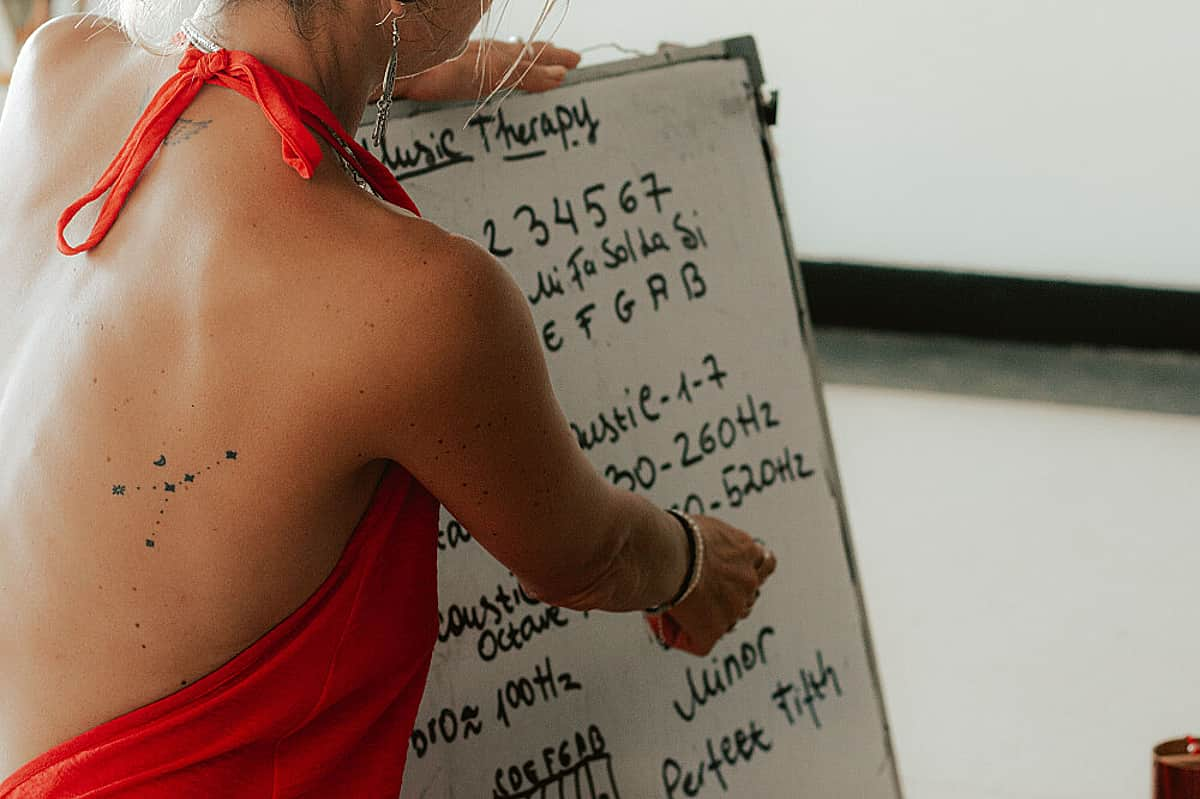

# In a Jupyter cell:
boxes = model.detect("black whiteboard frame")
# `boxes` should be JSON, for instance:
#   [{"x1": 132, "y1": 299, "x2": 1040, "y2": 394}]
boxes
[
  {"x1": 739, "y1": 41, "x2": 906, "y2": 799},
  {"x1": 366, "y1": 38, "x2": 907, "y2": 798}
]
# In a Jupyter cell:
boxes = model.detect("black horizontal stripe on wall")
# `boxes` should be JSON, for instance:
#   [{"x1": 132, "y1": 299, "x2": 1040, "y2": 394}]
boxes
[{"x1": 800, "y1": 262, "x2": 1200, "y2": 353}]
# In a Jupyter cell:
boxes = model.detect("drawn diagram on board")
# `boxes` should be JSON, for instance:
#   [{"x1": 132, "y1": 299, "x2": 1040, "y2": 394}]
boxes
[
  {"x1": 491, "y1": 726, "x2": 622, "y2": 799},
  {"x1": 508, "y1": 753, "x2": 621, "y2": 799}
]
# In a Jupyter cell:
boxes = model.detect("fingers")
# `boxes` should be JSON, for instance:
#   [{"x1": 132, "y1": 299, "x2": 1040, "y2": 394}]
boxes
[
  {"x1": 526, "y1": 41, "x2": 583, "y2": 69},
  {"x1": 738, "y1": 544, "x2": 774, "y2": 622},
  {"x1": 515, "y1": 65, "x2": 569, "y2": 93},
  {"x1": 738, "y1": 585, "x2": 763, "y2": 621},
  {"x1": 756, "y1": 546, "x2": 777, "y2": 581},
  {"x1": 495, "y1": 39, "x2": 580, "y2": 70},
  {"x1": 491, "y1": 39, "x2": 579, "y2": 94}
]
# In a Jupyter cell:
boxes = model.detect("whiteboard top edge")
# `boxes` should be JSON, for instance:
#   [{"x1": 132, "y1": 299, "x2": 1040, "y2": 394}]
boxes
[{"x1": 372, "y1": 36, "x2": 758, "y2": 126}]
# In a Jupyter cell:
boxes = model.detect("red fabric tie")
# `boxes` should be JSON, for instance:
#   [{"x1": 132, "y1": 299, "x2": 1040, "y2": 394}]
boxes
[{"x1": 57, "y1": 46, "x2": 418, "y2": 256}]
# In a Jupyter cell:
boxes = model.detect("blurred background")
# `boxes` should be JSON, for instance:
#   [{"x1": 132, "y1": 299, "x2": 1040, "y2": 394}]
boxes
[
  {"x1": 4, "y1": 2, "x2": 1198, "y2": 797},
  {"x1": 483, "y1": 0, "x2": 1200, "y2": 291}
]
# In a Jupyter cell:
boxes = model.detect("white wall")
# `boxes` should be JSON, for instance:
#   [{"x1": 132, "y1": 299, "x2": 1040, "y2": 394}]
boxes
[
  {"x1": 486, "y1": 0, "x2": 1200, "y2": 290},
  {"x1": 8, "y1": 2, "x2": 1197, "y2": 288},
  {"x1": 823, "y1": 383, "x2": 1200, "y2": 799}
]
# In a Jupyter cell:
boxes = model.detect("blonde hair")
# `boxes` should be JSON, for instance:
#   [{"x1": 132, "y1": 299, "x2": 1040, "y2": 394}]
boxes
[
  {"x1": 104, "y1": 0, "x2": 569, "y2": 111},
  {"x1": 106, "y1": 0, "x2": 205, "y2": 54},
  {"x1": 471, "y1": 0, "x2": 568, "y2": 112}
]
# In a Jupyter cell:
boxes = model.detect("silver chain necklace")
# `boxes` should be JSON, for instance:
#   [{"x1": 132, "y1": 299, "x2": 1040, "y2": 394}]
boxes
[{"x1": 180, "y1": 18, "x2": 381, "y2": 199}]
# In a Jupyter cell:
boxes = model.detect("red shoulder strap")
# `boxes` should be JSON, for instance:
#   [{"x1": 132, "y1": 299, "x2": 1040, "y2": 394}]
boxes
[{"x1": 57, "y1": 47, "x2": 418, "y2": 256}]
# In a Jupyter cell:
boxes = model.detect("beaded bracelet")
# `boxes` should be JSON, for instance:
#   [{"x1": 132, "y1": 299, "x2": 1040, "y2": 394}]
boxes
[{"x1": 644, "y1": 509, "x2": 705, "y2": 615}]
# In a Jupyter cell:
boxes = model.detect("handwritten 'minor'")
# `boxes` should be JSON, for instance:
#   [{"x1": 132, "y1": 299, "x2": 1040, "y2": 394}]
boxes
[{"x1": 671, "y1": 626, "x2": 775, "y2": 723}]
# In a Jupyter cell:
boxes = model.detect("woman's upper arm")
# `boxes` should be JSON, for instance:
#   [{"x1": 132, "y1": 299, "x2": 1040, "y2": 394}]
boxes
[{"x1": 359, "y1": 230, "x2": 627, "y2": 605}]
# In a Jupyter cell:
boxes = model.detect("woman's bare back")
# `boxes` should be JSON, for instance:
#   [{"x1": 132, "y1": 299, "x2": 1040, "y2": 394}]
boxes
[
  {"x1": 0, "y1": 17, "x2": 438, "y2": 776},
  {"x1": 0, "y1": 11, "x2": 777, "y2": 787}
]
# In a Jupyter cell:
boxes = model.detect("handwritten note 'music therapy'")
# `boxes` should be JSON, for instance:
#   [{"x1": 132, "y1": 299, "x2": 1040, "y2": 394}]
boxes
[{"x1": 359, "y1": 49, "x2": 901, "y2": 799}]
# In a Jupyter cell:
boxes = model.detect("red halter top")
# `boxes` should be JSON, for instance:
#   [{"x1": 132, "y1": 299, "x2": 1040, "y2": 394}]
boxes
[{"x1": 2, "y1": 46, "x2": 439, "y2": 798}]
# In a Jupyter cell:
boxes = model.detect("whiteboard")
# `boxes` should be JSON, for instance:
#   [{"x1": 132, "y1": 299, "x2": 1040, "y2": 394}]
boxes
[{"x1": 357, "y1": 42, "x2": 901, "y2": 799}]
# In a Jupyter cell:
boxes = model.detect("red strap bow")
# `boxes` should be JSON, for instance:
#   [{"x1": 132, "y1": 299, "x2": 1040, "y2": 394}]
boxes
[
  {"x1": 57, "y1": 46, "x2": 417, "y2": 256},
  {"x1": 188, "y1": 49, "x2": 229, "y2": 82}
]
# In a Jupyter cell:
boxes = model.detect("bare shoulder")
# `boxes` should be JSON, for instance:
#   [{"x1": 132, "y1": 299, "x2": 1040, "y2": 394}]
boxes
[
  {"x1": 17, "y1": 13, "x2": 126, "y2": 70},
  {"x1": 7, "y1": 14, "x2": 149, "y2": 131},
  {"x1": 323, "y1": 194, "x2": 536, "y2": 443},
  {"x1": 340, "y1": 194, "x2": 524, "y2": 331},
  {"x1": 357, "y1": 198, "x2": 526, "y2": 349}
]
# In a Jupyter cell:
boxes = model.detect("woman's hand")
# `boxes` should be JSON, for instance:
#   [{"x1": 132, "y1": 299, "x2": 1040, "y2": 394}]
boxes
[
  {"x1": 646, "y1": 515, "x2": 777, "y2": 656},
  {"x1": 376, "y1": 39, "x2": 582, "y2": 103}
]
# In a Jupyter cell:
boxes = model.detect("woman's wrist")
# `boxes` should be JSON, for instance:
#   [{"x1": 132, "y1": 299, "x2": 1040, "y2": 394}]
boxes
[{"x1": 644, "y1": 510, "x2": 704, "y2": 615}]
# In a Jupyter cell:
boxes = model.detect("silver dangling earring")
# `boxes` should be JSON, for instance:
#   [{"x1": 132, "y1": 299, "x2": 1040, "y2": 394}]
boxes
[{"x1": 372, "y1": 9, "x2": 402, "y2": 148}]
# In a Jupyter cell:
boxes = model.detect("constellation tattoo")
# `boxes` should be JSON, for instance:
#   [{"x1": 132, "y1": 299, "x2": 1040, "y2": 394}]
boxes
[{"x1": 112, "y1": 446, "x2": 241, "y2": 550}]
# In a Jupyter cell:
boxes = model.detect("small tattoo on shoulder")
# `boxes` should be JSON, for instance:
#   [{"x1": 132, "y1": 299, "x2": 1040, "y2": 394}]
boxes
[{"x1": 163, "y1": 118, "x2": 213, "y2": 147}]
